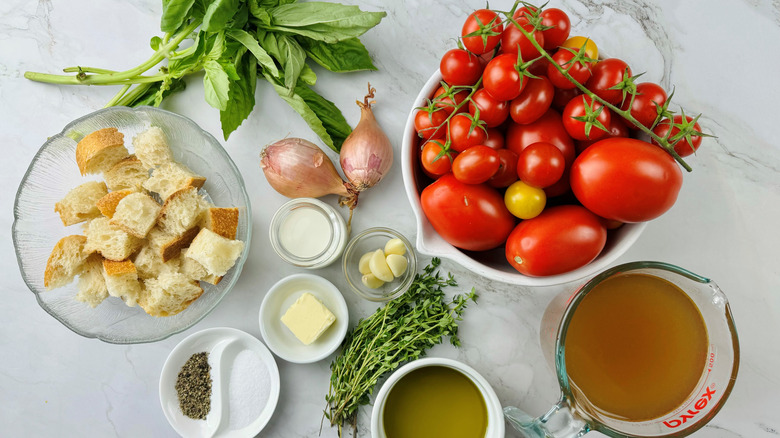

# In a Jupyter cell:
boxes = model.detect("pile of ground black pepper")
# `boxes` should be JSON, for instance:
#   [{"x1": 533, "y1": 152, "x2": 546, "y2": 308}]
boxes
[{"x1": 175, "y1": 352, "x2": 212, "y2": 420}]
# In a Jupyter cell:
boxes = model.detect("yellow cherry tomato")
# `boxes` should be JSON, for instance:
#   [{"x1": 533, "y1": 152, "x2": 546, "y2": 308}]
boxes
[
  {"x1": 561, "y1": 36, "x2": 598, "y2": 60},
  {"x1": 504, "y1": 181, "x2": 546, "y2": 219}
]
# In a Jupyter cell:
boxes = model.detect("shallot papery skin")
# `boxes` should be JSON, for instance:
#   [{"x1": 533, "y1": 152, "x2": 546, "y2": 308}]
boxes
[
  {"x1": 261, "y1": 138, "x2": 350, "y2": 198},
  {"x1": 339, "y1": 86, "x2": 393, "y2": 192}
]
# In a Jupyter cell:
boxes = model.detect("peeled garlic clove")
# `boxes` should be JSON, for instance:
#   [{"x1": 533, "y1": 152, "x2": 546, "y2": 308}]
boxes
[
  {"x1": 369, "y1": 249, "x2": 394, "y2": 282},
  {"x1": 386, "y1": 254, "x2": 408, "y2": 278},
  {"x1": 361, "y1": 273, "x2": 385, "y2": 289},
  {"x1": 384, "y1": 238, "x2": 406, "y2": 256},
  {"x1": 358, "y1": 252, "x2": 373, "y2": 275}
]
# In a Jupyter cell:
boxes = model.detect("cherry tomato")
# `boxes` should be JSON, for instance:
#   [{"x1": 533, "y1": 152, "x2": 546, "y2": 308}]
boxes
[
  {"x1": 461, "y1": 9, "x2": 504, "y2": 55},
  {"x1": 452, "y1": 145, "x2": 501, "y2": 184},
  {"x1": 576, "y1": 116, "x2": 629, "y2": 153},
  {"x1": 433, "y1": 85, "x2": 468, "y2": 114},
  {"x1": 489, "y1": 149, "x2": 519, "y2": 188},
  {"x1": 517, "y1": 142, "x2": 565, "y2": 188},
  {"x1": 562, "y1": 95, "x2": 612, "y2": 141},
  {"x1": 509, "y1": 75, "x2": 554, "y2": 125},
  {"x1": 504, "y1": 180, "x2": 546, "y2": 219},
  {"x1": 440, "y1": 49, "x2": 484, "y2": 86},
  {"x1": 483, "y1": 54, "x2": 527, "y2": 101},
  {"x1": 652, "y1": 115, "x2": 703, "y2": 157},
  {"x1": 540, "y1": 8, "x2": 571, "y2": 50},
  {"x1": 570, "y1": 138, "x2": 683, "y2": 222},
  {"x1": 420, "y1": 139, "x2": 452, "y2": 177},
  {"x1": 505, "y1": 205, "x2": 607, "y2": 276},
  {"x1": 414, "y1": 109, "x2": 448, "y2": 139},
  {"x1": 448, "y1": 113, "x2": 487, "y2": 152},
  {"x1": 420, "y1": 173, "x2": 515, "y2": 251},
  {"x1": 483, "y1": 127, "x2": 505, "y2": 150},
  {"x1": 585, "y1": 58, "x2": 632, "y2": 105},
  {"x1": 501, "y1": 18, "x2": 544, "y2": 61},
  {"x1": 552, "y1": 87, "x2": 582, "y2": 111},
  {"x1": 469, "y1": 88, "x2": 509, "y2": 127},
  {"x1": 561, "y1": 36, "x2": 598, "y2": 59},
  {"x1": 620, "y1": 82, "x2": 667, "y2": 128},
  {"x1": 547, "y1": 48, "x2": 592, "y2": 90},
  {"x1": 544, "y1": 169, "x2": 571, "y2": 198},
  {"x1": 506, "y1": 108, "x2": 576, "y2": 167}
]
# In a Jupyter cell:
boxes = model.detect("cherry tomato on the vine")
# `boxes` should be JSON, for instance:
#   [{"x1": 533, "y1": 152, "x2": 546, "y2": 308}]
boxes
[
  {"x1": 504, "y1": 180, "x2": 546, "y2": 219},
  {"x1": 461, "y1": 9, "x2": 504, "y2": 55},
  {"x1": 452, "y1": 145, "x2": 501, "y2": 184},
  {"x1": 586, "y1": 58, "x2": 632, "y2": 104},
  {"x1": 506, "y1": 108, "x2": 576, "y2": 166},
  {"x1": 483, "y1": 54, "x2": 526, "y2": 101},
  {"x1": 483, "y1": 127, "x2": 505, "y2": 150},
  {"x1": 517, "y1": 142, "x2": 565, "y2": 188},
  {"x1": 489, "y1": 148, "x2": 519, "y2": 188},
  {"x1": 561, "y1": 36, "x2": 598, "y2": 59},
  {"x1": 420, "y1": 139, "x2": 452, "y2": 177},
  {"x1": 620, "y1": 82, "x2": 667, "y2": 128},
  {"x1": 448, "y1": 113, "x2": 487, "y2": 152},
  {"x1": 540, "y1": 8, "x2": 571, "y2": 50},
  {"x1": 440, "y1": 49, "x2": 484, "y2": 86},
  {"x1": 469, "y1": 88, "x2": 509, "y2": 127},
  {"x1": 414, "y1": 109, "x2": 448, "y2": 139},
  {"x1": 509, "y1": 75, "x2": 554, "y2": 125},
  {"x1": 652, "y1": 115, "x2": 703, "y2": 157},
  {"x1": 433, "y1": 85, "x2": 468, "y2": 114},
  {"x1": 501, "y1": 18, "x2": 544, "y2": 61},
  {"x1": 547, "y1": 48, "x2": 592, "y2": 90},
  {"x1": 562, "y1": 94, "x2": 612, "y2": 141}
]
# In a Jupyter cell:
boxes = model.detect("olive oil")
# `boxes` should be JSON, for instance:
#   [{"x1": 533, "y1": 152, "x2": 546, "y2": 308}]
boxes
[
  {"x1": 564, "y1": 273, "x2": 709, "y2": 421},
  {"x1": 383, "y1": 366, "x2": 487, "y2": 438}
]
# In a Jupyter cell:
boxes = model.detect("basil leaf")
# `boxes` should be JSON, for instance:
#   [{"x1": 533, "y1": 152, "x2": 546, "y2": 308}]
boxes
[
  {"x1": 203, "y1": 60, "x2": 230, "y2": 111},
  {"x1": 129, "y1": 78, "x2": 187, "y2": 107},
  {"x1": 226, "y1": 28, "x2": 279, "y2": 77},
  {"x1": 278, "y1": 35, "x2": 306, "y2": 92},
  {"x1": 300, "y1": 64, "x2": 317, "y2": 86},
  {"x1": 269, "y1": 2, "x2": 385, "y2": 30},
  {"x1": 204, "y1": 30, "x2": 226, "y2": 62},
  {"x1": 295, "y1": 83, "x2": 352, "y2": 150},
  {"x1": 220, "y1": 55, "x2": 257, "y2": 140},
  {"x1": 298, "y1": 37, "x2": 377, "y2": 72},
  {"x1": 161, "y1": 0, "x2": 196, "y2": 33},
  {"x1": 202, "y1": 0, "x2": 240, "y2": 32}
]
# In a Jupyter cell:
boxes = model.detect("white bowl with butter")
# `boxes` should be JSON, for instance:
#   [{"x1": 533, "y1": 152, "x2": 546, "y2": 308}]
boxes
[{"x1": 258, "y1": 274, "x2": 349, "y2": 364}]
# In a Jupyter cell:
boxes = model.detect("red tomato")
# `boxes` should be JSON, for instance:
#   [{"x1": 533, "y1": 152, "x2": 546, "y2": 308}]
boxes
[
  {"x1": 420, "y1": 139, "x2": 452, "y2": 177},
  {"x1": 509, "y1": 75, "x2": 554, "y2": 125},
  {"x1": 562, "y1": 94, "x2": 612, "y2": 141},
  {"x1": 501, "y1": 18, "x2": 544, "y2": 61},
  {"x1": 433, "y1": 86, "x2": 468, "y2": 114},
  {"x1": 506, "y1": 108, "x2": 576, "y2": 166},
  {"x1": 544, "y1": 169, "x2": 571, "y2": 198},
  {"x1": 517, "y1": 142, "x2": 565, "y2": 188},
  {"x1": 620, "y1": 82, "x2": 667, "y2": 128},
  {"x1": 469, "y1": 88, "x2": 509, "y2": 127},
  {"x1": 448, "y1": 113, "x2": 487, "y2": 152},
  {"x1": 570, "y1": 138, "x2": 683, "y2": 222},
  {"x1": 652, "y1": 115, "x2": 703, "y2": 157},
  {"x1": 547, "y1": 48, "x2": 592, "y2": 90},
  {"x1": 576, "y1": 116, "x2": 629, "y2": 153},
  {"x1": 483, "y1": 127, "x2": 505, "y2": 150},
  {"x1": 540, "y1": 8, "x2": 571, "y2": 50},
  {"x1": 505, "y1": 205, "x2": 607, "y2": 276},
  {"x1": 440, "y1": 49, "x2": 484, "y2": 86},
  {"x1": 489, "y1": 148, "x2": 519, "y2": 188},
  {"x1": 420, "y1": 173, "x2": 515, "y2": 251},
  {"x1": 452, "y1": 145, "x2": 501, "y2": 184},
  {"x1": 414, "y1": 109, "x2": 448, "y2": 139},
  {"x1": 585, "y1": 58, "x2": 632, "y2": 104},
  {"x1": 461, "y1": 9, "x2": 504, "y2": 55},
  {"x1": 552, "y1": 87, "x2": 581, "y2": 111},
  {"x1": 483, "y1": 54, "x2": 526, "y2": 101}
]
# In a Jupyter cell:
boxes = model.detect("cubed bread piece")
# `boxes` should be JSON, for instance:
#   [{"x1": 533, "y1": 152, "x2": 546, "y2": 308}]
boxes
[
  {"x1": 96, "y1": 189, "x2": 134, "y2": 218},
  {"x1": 76, "y1": 255, "x2": 108, "y2": 307},
  {"x1": 132, "y1": 126, "x2": 173, "y2": 170},
  {"x1": 133, "y1": 244, "x2": 181, "y2": 280},
  {"x1": 44, "y1": 235, "x2": 90, "y2": 290},
  {"x1": 139, "y1": 272, "x2": 204, "y2": 317},
  {"x1": 157, "y1": 187, "x2": 207, "y2": 236},
  {"x1": 110, "y1": 192, "x2": 161, "y2": 238},
  {"x1": 102, "y1": 259, "x2": 142, "y2": 307},
  {"x1": 76, "y1": 127, "x2": 129, "y2": 175},
  {"x1": 84, "y1": 217, "x2": 143, "y2": 261},
  {"x1": 186, "y1": 228, "x2": 244, "y2": 277},
  {"x1": 54, "y1": 181, "x2": 108, "y2": 226},
  {"x1": 104, "y1": 155, "x2": 149, "y2": 192},
  {"x1": 147, "y1": 226, "x2": 200, "y2": 262},
  {"x1": 202, "y1": 207, "x2": 239, "y2": 240},
  {"x1": 142, "y1": 162, "x2": 205, "y2": 201},
  {"x1": 180, "y1": 248, "x2": 222, "y2": 285}
]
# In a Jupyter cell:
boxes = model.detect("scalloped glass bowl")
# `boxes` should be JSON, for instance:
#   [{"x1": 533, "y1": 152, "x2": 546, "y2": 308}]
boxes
[
  {"x1": 12, "y1": 106, "x2": 252, "y2": 344},
  {"x1": 400, "y1": 70, "x2": 647, "y2": 287}
]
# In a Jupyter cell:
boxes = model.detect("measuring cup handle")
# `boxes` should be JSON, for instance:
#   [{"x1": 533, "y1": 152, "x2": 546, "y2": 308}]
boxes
[{"x1": 504, "y1": 399, "x2": 589, "y2": 438}]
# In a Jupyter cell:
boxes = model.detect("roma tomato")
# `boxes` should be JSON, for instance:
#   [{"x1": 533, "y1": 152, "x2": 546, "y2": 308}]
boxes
[
  {"x1": 420, "y1": 173, "x2": 515, "y2": 251},
  {"x1": 570, "y1": 138, "x2": 683, "y2": 222},
  {"x1": 547, "y1": 48, "x2": 592, "y2": 90},
  {"x1": 483, "y1": 54, "x2": 526, "y2": 101},
  {"x1": 469, "y1": 88, "x2": 509, "y2": 127},
  {"x1": 440, "y1": 49, "x2": 484, "y2": 86},
  {"x1": 506, "y1": 108, "x2": 576, "y2": 166},
  {"x1": 562, "y1": 95, "x2": 612, "y2": 141},
  {"x1": 620, "y1": 82, "x2": 667, "y2": 128},
  {"x1": 414, "y1": 109, "x2": 448, "y2": 139},
  {"x1": 504, "y1": 180, "x2": 546, "y2": 219},
  {"x1": 652, "y1": 115, "x2": 703, "y2": 157},
  {"x1": 448, "y1": 113, "x2": 487, "y2": 152},
  {"x1": 420, "y1": 139, "x2": 452, "y2": 177},
  {"x1": 585, "y1": 58, "x2": 632, "y2": 104},
  {"x1": 501, "y1": 18, "x2": 544, "y2": 61},
  {"x1": 483, "y1": 127, "x2": 505, "y2": 150},
  {"x1": 461, "y1": 9, "x2": 504, "y2": 55},
  {"x1": 509, "y1": 75, "x2": 554, "y2": 125},
  {"x1": 488, "y1": 148, "x2": 519, "y2": 188},
  {"x1": 517, "y1": 142, "x2": 565, "y2": 188},
  {"x1": 433, "y1": 85, "x2": 468, "y2": 114},
  {"x1": 540, "y1": 8, "x2": 571, "y2": 50},
  {"x1": 505, "y1": 205, "x2": 607, "y2": 276},
  {"x1": 452, "y1": 145, "x2": 501, "y2": 184},
  {"x1": 576, "y1": 116, "x2": 629, "y2": 153}
]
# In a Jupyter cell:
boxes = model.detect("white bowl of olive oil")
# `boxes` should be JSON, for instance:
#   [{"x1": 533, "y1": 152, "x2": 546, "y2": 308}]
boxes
[{"x1": 370, "y1": 357, "x2": 504, "y2": 438}]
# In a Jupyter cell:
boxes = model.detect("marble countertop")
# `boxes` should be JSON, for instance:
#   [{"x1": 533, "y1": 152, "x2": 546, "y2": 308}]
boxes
[{"x1": 2, "y1": 0, "x2": 779, "y2": 436}]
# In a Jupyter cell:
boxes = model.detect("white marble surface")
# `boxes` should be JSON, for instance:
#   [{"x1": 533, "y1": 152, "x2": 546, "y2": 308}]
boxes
[{"x1": 2, "y1": 0, "x2": 779, "y2": 437}]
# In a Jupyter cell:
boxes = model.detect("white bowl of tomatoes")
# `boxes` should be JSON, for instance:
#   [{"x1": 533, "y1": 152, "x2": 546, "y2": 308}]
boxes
[{"x1": 401, "y1": 4, "x2": 697, "y2": 286}]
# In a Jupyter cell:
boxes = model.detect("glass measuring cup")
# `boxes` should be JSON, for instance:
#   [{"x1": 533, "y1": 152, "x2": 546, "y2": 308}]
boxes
[{"x1": 505, "y1": 261, "x2": 739, "y2": 437}]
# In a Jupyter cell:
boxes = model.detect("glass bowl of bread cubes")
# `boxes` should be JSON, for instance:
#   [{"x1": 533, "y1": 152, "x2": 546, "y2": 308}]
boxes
[{"x1": 13, "y1": 106, "x2": 251, "y2": 344}]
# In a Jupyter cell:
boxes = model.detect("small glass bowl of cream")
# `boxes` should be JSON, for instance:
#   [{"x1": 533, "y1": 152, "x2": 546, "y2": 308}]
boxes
[{"x1": 269, "y1": 198, "x2": 348, "y2": 269}]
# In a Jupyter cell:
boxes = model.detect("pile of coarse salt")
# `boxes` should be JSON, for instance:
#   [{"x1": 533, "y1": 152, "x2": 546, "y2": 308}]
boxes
[{"x1": 228, "y1": 349, "x2": 271, "y2": 430}]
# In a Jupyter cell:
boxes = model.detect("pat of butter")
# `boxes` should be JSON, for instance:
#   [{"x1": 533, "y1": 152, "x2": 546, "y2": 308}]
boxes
[{"x1": 280, "y1": 292, "x2": 336, "y2": 345}]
